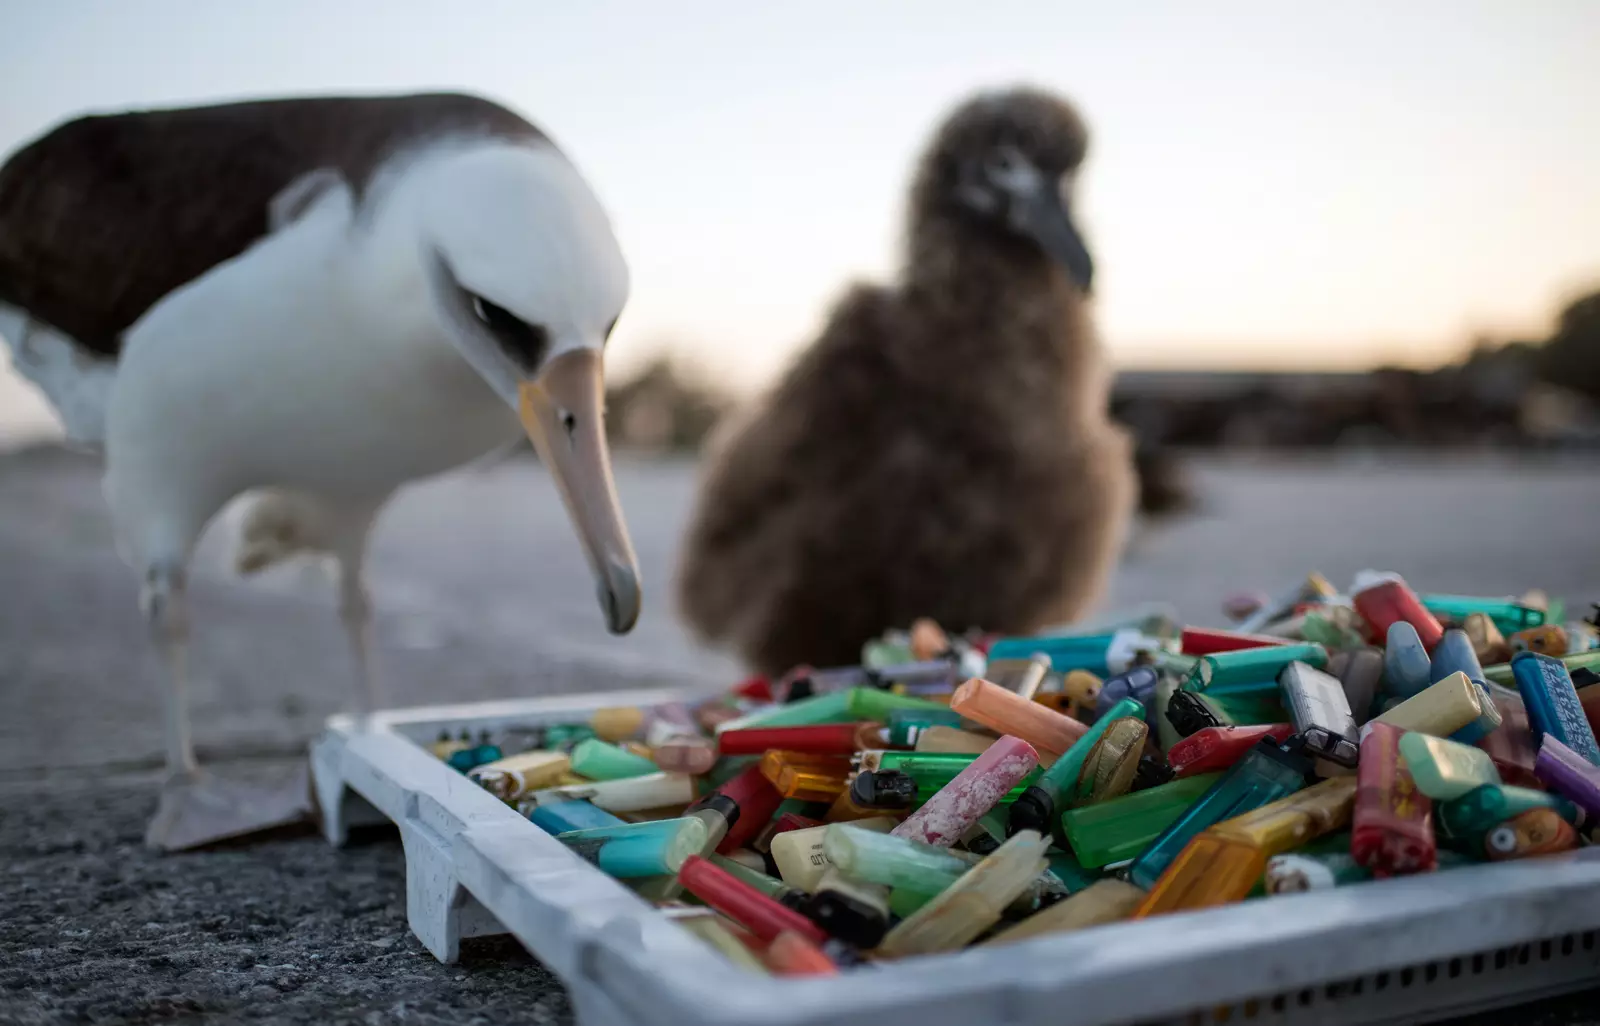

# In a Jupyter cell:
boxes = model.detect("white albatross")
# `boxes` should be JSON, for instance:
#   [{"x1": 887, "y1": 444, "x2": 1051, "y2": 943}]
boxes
[{"x1": 0, "y1": 92, "x2": 642, "y2": 850}]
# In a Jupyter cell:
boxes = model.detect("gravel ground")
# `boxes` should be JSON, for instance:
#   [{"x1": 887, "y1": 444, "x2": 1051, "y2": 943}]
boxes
[{"x1": 2, "y1": 442, "x2": 1598, "y2": 1025}]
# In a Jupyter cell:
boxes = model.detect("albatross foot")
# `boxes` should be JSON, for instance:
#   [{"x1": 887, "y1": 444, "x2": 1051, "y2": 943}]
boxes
[{"x1": 144, "y1": 763, "x2": 314, "y2": 852}]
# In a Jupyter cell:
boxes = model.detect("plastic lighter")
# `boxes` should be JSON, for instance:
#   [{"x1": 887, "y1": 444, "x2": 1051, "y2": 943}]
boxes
[
  {"x1": 1373, "y1": 671, "x2": 1485, "y2": 737},
  {"x1": 949, "y1": 678, "x2": 1088, "y2": 760},
  {"x1": 1183, "y1": 643, "x2": 1329, "y2": 694},
  {"x1": 1168, "y1": 724, "x2": 1294, "y2": 778},
  {"x1": 822, "y1": 822, "x2": 974, "y2": 893},
  {"x1": 847, "y1": 770, "x2": 920, "y2": 810},
  {"x1": 1510, "y1": 625, "x2": 1576, "y2": 658},
  {"x1": 1165, "y1": 690, "x2": 1226, "y2": 737},
  {"x1": 1134, "y1": 776, "x2": 1357, "y2": 916},
  {"x1": 808, "y1": 867, "x2": 891, "y2": 947},
  {"x1": 856, "y1": 750, "x2": 1039, "y2": 802},
  {"x1": 1353, "y1": 572, "x2": 1444, "y2": 651},
  {"x1": 985, "y1": 629, "x2": 1148, "y2": 677},
  {"x1": 1484, "y1": 650, "x2": 1600, "y2": 688},
  {"x1": 678, "y1": 855, "x2": 829, "y2": 945},
  {"x1": 1008, "y1": 696, "x2": 1145, "y2": 838},
  {"x1": 1511, "y1": 651, "x2": 1600, "y2": 766},
  {"x1": 1076, "y1": 717, "x2": 1148, "y2": 806},
  {"x1": 1535, "y1": 734, "x2": 1600, "y2": 823},
  {"x1": 763, "y1": 930, "x2": 838, "y2": 976},
  {"x1": 1398, "y1": 732, "x2": 1501, "y2": 802},
  {"x1": 1279, "y1": 661, "x2": 1360, "y2": 766},
  {"x1": 877, "y1": 830, "x2": 1051, "y2": 957},
  {"x1": 1430, "y1": 629, "x2": 1504, "y2": 745},
  {"x1": 527, "y1": 798, "x2": 626, "y2": 834},
  {"x1": 1330, "y1": 647, "x2": 1384, "y2": 726},
  {"x1": 1352, "y1": 721, "x2": 1436, "y2": 875},
  {"x1": 1438, "y1": 783, "x2": 1579, "y2": 857},
  {"x1": 891, "y1": 735, "x2": 1040, "y2": 846},
  {"x1": 915, "y1": 726, "x2": 995, "y2": 754},
  {"x1": 844, "y1": 687, "x2": 951, "y2": 723},
  {"x1": 1133, "y1": 753, "x2": 1176, "y2": 791},
  {"x1": 1180, "y1": 626, "x2": 1290, "y2": 656},
  {"x1": 1299, "y1": 608, "x2": 1369, "y2": 652},
  {"x1": 1478, "y1": 692, "x2": 1541, "y2": 787},
  {"x1": 1384, "y1": 621, "x2": 1434, "y2": 700},
  {"x1": 719, "y1": 722, "x2": 873, "y2": 757},
  {"x1": 1236, "y1": 572, "x2": 1339, "y2": 635},
  {"x1": 1265, "y1": 851, "x2": 1373, "y2": 893},
  {"x1": 1421, "y1": 594, "x2": 1547, "y2": 637},
  {"x1": 1059, "y1": 772, "x2": 1223, "y2": 868},
  {"x1": 526, "y1": 772, "x2": 697, "y2": 813},
  {"x1": 706, "y1": 854, "x2": 812, "y2": 911},
  {"x1": 961, "y1": 809, "x2": 1009, "y2": 855},
  {"x1": 665, "y1": 906, "x2": 771, "y2": 974},
  {"x1": 685, "y1": 760, "x2": 783, "y2": 854},
  {"x1": 556, "y1": 817, "x2": 707, "y2": 878},
  {"x1": 653, "y1": 735, "x2": 719, "y2": 775},
  {"x1": 1127, "y1": 738, "x2": 1310, "y2": 890},
  {"x1": 769, "y1": 816, "x2": 897, "y2": 890},
  {"x1": 1485, "y1": 808, "x2": 1578, "y2": 861},
  {"x1": 1463, "y1": 612, "x2": 1512, "y2": 665},
  {"x1": 759, "y1": 750, "x2": 853, "y2": 802},
  {"x1": 884, "y1": 707, "x2": 967, "y2": 746},
  {"x1": 568, "y1": 738, "x2": 658, "y2": 781},
  {"x1": 983, "y1": 878, "x2": 1146, "y2": 946},
  {"x1": 1153, "y1": 673, "x2": 1184, "y2": 752},
  {"x1": 469, "y1": 750, "x2": 571, "y2": 801},
  {"x1": 1093, "y1": 666, "x2": 1161, "y2": 721},
  {"x1": 713, "y1": 691, "x2": 856, "y2": 734},
  {"x1": 997, "y1": 654, "x2": 1051, "y2": 701}
]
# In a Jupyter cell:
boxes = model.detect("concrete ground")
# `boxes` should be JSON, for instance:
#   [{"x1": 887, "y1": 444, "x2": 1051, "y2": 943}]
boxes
[{"x1": 2, "y1": 442, "x2": 1598, "y2": 1025}]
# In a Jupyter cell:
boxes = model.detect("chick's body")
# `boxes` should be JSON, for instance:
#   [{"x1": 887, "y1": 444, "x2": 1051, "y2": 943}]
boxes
[{"x1": 677, "y1": 87, "x2": 1136, "y2": 675}]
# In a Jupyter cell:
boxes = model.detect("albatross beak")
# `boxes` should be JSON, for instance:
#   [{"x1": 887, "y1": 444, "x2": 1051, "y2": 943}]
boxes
[
  {"x1": 518, "y1": 348, "x2": 642, "y2": 634},
  {"x1": 1015, "y1": 183, "x2": 1095, "y2": 293}
]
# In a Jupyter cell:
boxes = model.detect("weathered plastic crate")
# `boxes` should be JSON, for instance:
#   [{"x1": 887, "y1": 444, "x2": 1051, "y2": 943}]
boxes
[{"x1": 310, "y1": 690, "x2": 1600, "y2": 1026}]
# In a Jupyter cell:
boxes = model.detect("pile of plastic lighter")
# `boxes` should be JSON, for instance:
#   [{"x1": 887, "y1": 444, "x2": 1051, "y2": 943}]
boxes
[{"x1": 430, "y1": 570, "x2": 1600, "y2": 976}]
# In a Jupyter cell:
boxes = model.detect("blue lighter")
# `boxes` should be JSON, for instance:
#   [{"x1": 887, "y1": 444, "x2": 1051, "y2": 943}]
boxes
[{"x1": 1511, "y1": 651, "x2": 1600, "y2": 767}]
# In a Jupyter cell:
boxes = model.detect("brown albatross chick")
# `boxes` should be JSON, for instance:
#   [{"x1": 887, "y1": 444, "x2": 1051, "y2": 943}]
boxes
[{"x1": 675, "y1": 86, "x2": 1136, "y2": 675}]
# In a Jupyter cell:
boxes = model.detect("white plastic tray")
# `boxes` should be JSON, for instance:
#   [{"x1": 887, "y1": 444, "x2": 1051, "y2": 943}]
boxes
[{"x1": 310, "y1": 690, "x2": 1600, "y2": 1026}]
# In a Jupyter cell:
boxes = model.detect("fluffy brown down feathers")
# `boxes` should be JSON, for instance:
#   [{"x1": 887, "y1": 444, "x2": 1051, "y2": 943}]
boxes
[{"x1": 676, "y1": 87, "x2": 1136, "y2": 675}]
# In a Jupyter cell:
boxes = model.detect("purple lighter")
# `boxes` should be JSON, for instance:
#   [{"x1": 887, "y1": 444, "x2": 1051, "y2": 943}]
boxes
[{"x1": 1534, "y1": 734, "x2": 1600, "y2": 824}]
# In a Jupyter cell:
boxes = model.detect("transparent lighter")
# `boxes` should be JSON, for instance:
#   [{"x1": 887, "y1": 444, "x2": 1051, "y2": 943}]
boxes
[
  {"x1": 877, "y1": 830, "x2": 1051, "y2": 957},
  {"x1": 1127, "y1": 738, "x2": 1310, "y2": 890}
]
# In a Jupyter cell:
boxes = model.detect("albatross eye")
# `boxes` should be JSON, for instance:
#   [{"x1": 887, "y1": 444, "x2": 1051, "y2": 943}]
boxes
[{"x1": 467, "y1": 293, "x2": 549, "y2": 370}]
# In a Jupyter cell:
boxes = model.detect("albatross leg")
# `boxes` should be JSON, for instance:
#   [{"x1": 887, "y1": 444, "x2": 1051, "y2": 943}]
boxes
[
  {"x1": 330, "y1": 502, "x2": 388, "y2": 727},
  {"x1": 140, "y1": 561, "x2": 311, "y2": 852}
]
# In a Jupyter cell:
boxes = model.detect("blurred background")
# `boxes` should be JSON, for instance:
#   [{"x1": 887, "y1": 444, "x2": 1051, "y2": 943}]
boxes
[{"x1": 2, "y1": 0, "x2": 1598, "y2": 725}]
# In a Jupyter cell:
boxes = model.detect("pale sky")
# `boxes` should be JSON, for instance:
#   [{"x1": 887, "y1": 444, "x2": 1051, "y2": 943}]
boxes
[{"x1": 2, "y1": 1, "x2": 1598, "y2": 439}]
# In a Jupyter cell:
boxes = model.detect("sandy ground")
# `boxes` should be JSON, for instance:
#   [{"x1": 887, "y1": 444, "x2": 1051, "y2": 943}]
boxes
[{"x1": 2, "y1": 442, "x2": 1598, "y2": 1025}]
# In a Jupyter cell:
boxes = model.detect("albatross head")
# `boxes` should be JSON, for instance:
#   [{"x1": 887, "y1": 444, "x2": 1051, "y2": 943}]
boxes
[
  {"x1": 915, "y1": 86, "x2": 1095, "y2": 293},
  {"x1": 415, "y1": 143, "x2": 640, "y2": 634}
]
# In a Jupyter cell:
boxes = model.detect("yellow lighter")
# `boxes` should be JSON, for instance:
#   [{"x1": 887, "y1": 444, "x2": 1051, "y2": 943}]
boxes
[{"x1": 759, "y1": 750, "x2": 854, "y2": 802}]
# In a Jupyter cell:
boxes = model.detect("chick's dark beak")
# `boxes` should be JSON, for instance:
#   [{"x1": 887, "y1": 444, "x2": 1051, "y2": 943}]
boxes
[{"x1": 1015, "y1": 182, "x2": 1094, "y2": 293}]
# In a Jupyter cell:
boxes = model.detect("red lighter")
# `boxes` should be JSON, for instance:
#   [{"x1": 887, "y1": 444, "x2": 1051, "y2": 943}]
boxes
[
  {"x1": 1351, "y1": 576, "x2": 1444, "y2": 652},
  {"x1": 1352, "y1": 721, "x2": 1437, "y2": 876},
  {"x1": 1180, "y1": 627, "x2": 1292, "y2": 656},
  {"x1": 678, "y1": 855, "x2": 829, "y2": 945},
  {"x1": 687, "y1": 761, "x2": 784, "y2": 855},
  {"x1": 1167, "y1": 723, "x2": 1295, "y2": 778},
  {"x1": 719, "y1": 722, "x2": 870, "y2": 757}
]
